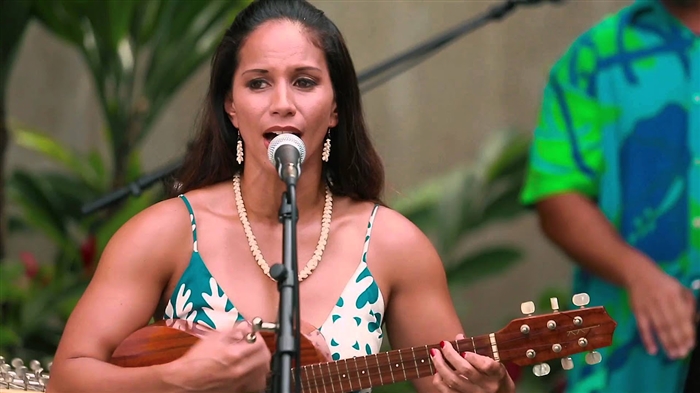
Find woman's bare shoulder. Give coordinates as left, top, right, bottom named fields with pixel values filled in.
left=361, top=203, right=445, bottom=280
left=336, top=199, right=439, bottom=264
left=369, top=206, right=435, bottom=254
left=100, top=194, right=198, bottom=266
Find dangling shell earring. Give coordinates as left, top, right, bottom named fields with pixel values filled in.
left=236, top=131, right=244, bottom=164
left=322, top=129, right=331, bottom=162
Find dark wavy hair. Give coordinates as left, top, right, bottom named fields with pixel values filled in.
left=174, top=0, right=384, bottom=203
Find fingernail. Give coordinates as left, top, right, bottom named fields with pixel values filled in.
left=440, top=341, right=447, bottom=348
left=430, top=348, right=437, bottom=357
left=462, top=352, right=468, bottom=358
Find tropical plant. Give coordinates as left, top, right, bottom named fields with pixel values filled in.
left=392, top=130, right=532, bottom=287
left=372, top=130, right=532, bottom=393
left=1, top=0, right=251, bottom=362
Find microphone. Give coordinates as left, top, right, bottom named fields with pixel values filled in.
left=267, top=133, right=306, bottom=186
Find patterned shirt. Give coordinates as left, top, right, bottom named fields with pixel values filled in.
left=520, top=1, right=700, bottom=392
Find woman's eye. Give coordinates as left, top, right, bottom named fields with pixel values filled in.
left=295, top=78, right=317, bottom=88
left=248, top=79, right=269, bottom=89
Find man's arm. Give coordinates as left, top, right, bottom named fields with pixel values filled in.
left=536, top=193, right=652, bottom=289
left=536, top=192, right=696, bottom=359
left=521, top=38, right=695, bottom=360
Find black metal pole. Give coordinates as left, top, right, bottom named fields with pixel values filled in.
left=270, top=185, right=301, bottom=393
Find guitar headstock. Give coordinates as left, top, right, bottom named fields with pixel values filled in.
left=495, top=293, right=616, bottom=377
left=0, top=356, right=50, bottom=392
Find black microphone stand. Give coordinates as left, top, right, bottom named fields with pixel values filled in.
left=358, top=0, right=523, bottom=93
left=268, top=175, right=301, bottom=393
left=80, top=158, right=182, bottom=215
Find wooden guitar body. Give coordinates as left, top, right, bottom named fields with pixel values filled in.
left=109, top=319, right=331, bottom=368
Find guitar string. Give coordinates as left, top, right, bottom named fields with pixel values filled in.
left=297, top=327, right=598, bottom=391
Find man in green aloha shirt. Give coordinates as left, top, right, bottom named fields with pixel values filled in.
left=520, top=0, right=699, bottom=392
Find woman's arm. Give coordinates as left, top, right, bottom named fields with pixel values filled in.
left=370, top=208, right=513, bottom=393
left=47, top=199, right=191, bottom=393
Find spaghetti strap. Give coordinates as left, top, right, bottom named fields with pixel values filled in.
left=360, top=204, right=380, bottom=263
left=178, top=194, right=199, bottom=253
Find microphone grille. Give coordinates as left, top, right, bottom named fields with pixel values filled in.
left=267, top=133, right=306, bottom=165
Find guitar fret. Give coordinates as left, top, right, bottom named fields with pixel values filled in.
left=318, top=364, right=326, bottom=393
left=374, top=353, right=384, bottom=385
left=342, top=358, right=353, bottom=391
left=398, top=349, right=408, bottom=381
left=386, top=351, right=395, bottom=383
left=425, top=345, right=435, bottom=374
left=327, top=362, right=337, bottom=393
left=303, top=365, right=315, bottom=393
left=411, top=347, right=420, bottom=379
left=363, top=355, right=372, bottom=388
left=351, top=357, right=362, bottom=390
left=334, top=360, right=344, bottom=392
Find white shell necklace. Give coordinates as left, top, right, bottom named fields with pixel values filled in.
left=232, top=173, right=333, bottom=282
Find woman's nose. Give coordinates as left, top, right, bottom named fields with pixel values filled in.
left=270, top=84, right=296, bottom=117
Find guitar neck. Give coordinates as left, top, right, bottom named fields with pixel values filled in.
left=291, top=334, right=494, bottom=393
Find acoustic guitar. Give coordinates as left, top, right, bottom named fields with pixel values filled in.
left=1, top=293, right=616, bottom=392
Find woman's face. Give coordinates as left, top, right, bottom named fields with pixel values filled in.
left=227, top=19, right=338, bottom=170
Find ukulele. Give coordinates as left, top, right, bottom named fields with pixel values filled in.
left=0, top=292, right=616, bottom=392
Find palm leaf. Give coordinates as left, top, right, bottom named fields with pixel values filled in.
left=31, top=0, right=252, bottom=182
left=11, top=125, right=104, bottom=191
left=7, top=170, right=69, bottom=246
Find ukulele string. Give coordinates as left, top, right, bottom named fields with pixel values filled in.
left=299, top=326, right=595, bottom=391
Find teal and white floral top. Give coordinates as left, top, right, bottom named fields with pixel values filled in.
left=163, top=195, right=385, bottom=392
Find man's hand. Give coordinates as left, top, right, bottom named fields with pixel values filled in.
left=626, top=257, right=697, bottom=359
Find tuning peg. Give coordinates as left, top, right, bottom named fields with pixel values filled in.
left=585, top=351, right=602, bottom=365
left=550, top=297, right=560, bottom=312
left=520, top=301, right=535, bottom=316
left=11, top=357, right=24, bottom=369
left=15, top=365, right=30, bottom=388
left=572, top=293, right=590, bottom=308
left=532, top=362, right=551, bottom=377
left=561, top=357, right=574, bottom=370
left=40, top=373, right=50, bottom=388
left=0, top=363, right=9, bottom=384
left=29, top=359, right=42, bottom=372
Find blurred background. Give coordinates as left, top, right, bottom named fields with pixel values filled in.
left=1, top=0, right=630, bottom=392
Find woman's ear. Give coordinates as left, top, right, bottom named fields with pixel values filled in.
left=225, top=93, right=239, bottom=128
left=329, top=101, right=338, bottom=128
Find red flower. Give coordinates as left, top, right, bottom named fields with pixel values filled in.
left=19, top=251, right=39, bottom=279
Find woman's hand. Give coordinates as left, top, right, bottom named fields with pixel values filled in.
left=163, top=322, right=272, bottom=393
left=430, top=334, right=515, bottom=393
